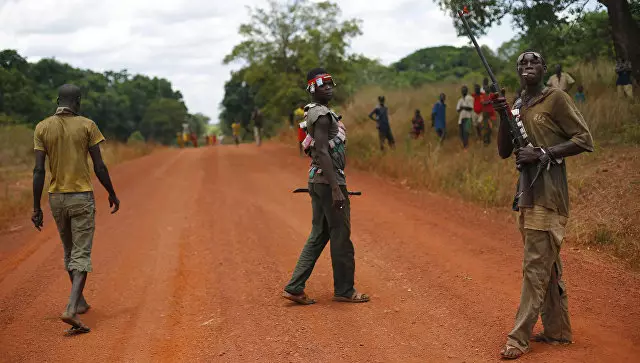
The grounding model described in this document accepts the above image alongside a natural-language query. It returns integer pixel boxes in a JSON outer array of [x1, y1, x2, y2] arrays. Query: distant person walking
[[252, 107, 263, 146], [456, 85, 474, 150], [547, 64, 575, 93], [410, 109, 425, 138], [368, 96, 395, 151], [31, 84, 120, 334], [232, 121, 241, 146], [615, 60, 633, 98], [431, 93, 446, 141]]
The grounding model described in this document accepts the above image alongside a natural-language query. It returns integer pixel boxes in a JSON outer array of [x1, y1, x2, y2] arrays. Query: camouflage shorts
[[49, 192, 96, 272]]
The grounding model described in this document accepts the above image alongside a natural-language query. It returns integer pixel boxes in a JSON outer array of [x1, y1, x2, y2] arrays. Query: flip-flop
[[282, 291, 316, 305], [500, 344, 527, 360], [332, 291, 370, 303], [64, 326, 91, 335], [60, 312, 91, 333]]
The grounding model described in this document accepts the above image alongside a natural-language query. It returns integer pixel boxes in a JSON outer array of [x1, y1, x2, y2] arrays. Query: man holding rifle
[[282, 68, 369, 305], [493, 52, 594, 359]]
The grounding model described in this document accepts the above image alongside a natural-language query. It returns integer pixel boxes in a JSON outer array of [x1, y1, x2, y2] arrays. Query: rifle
[[292, 188, 362, 196], [456, 10, 545, 211]]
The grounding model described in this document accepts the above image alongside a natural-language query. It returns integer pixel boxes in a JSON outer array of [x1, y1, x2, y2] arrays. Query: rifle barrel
[[456, 10, 499, 90]]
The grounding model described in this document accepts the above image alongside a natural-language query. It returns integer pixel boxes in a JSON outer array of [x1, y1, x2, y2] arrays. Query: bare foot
[[60, 311, 90, 333]]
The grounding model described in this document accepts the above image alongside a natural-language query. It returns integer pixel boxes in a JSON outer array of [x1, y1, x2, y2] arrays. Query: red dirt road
[[0, 144, 638, 362]]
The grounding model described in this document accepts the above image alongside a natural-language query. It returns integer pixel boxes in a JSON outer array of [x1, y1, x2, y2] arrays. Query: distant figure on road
[[574, 85, 586, 103], [177, 132, 184, 148], [615, 59, 633, 98], [456, 85, 474, 150], [283, 67, 369, 305], [431, 93, 446, 141], [232, 121, 241, 146], [252, 107, 263, 146], [410, 109, 425, 138], [31, 84, 120, 334], [547, 64, 575, 93], [368, 96, 395, 151], [493, 51, 593, 360], [190, 132, 198, 148]]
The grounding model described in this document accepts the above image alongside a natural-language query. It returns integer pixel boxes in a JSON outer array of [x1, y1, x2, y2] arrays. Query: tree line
[[0, 50, 208, 145], [220, 0, 638, 136]]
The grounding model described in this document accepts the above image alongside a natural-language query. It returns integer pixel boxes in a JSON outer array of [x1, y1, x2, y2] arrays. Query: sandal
[[332, 291, 370, 303], [282, 291, 316, 305], [500, 344, 527, 360], [531, 333, 572, 345]]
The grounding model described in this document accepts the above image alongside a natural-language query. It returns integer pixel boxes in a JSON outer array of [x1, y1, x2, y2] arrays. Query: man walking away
[[615, 60, 634, 98], [252, 107, 264, 146], [456, 85, 474, 150], [546, 64, 575, 93], [283, 68, 369, 305], [472, 84, 484, 140], [492, 51, 593, 360], [431, 93, 446, 141], [368, 96, 395, 151], [32, 84, 120, 334]]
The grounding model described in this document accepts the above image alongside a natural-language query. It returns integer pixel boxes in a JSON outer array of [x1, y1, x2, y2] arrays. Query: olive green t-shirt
[[517, 87, 594, 217], [34, 109, 106, 193]]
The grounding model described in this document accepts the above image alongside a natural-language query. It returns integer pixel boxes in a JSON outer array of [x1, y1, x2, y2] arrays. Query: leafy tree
[[222, 0, 362, 132], [140, 98, 188, 145], [436, 0, 640, 84], [0, 49, 192, 145]]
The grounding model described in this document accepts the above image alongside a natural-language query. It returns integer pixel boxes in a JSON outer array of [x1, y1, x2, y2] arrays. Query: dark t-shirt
[[516, 87, 594, 217], [370, 105, 390, 131]]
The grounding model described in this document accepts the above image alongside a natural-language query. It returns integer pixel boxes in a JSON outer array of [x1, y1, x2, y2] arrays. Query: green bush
[[127, 130, 145, 145]]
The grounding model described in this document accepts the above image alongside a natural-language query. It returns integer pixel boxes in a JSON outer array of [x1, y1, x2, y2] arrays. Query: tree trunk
[[601, 0, 640, 86]]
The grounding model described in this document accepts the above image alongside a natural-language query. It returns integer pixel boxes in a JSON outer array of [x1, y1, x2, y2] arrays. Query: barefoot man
[[493, 52, 593, 359], [32, 84, 120, 334], [283, 68, 369, 305]]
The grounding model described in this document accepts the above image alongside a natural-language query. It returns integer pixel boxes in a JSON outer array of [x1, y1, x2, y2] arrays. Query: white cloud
[[0, 0, 517, 123]]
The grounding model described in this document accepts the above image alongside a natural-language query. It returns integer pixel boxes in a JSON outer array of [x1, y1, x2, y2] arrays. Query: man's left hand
[[31, 209, 43, 231], [515, 146, 543, 165]]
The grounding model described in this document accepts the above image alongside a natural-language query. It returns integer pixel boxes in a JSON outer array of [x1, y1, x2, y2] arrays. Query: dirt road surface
[[0, 144, 638, 362]]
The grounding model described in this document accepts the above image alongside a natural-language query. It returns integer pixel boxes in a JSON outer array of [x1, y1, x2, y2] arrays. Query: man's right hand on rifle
[[489, 90, 509, 112]]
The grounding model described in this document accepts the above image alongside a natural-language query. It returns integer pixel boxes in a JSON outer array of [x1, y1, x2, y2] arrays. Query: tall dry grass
[[329, 61, 640, 267], [0, 125, 158, 231]]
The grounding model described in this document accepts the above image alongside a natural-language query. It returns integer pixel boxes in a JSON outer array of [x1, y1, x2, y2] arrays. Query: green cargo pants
[[49, 192, 96, 272], [507, 206, 573, 353], [285, 183, 355, 298]]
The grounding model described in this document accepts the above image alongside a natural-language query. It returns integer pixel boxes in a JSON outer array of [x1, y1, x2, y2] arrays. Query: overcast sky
[[0, 0, 516, 123]]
